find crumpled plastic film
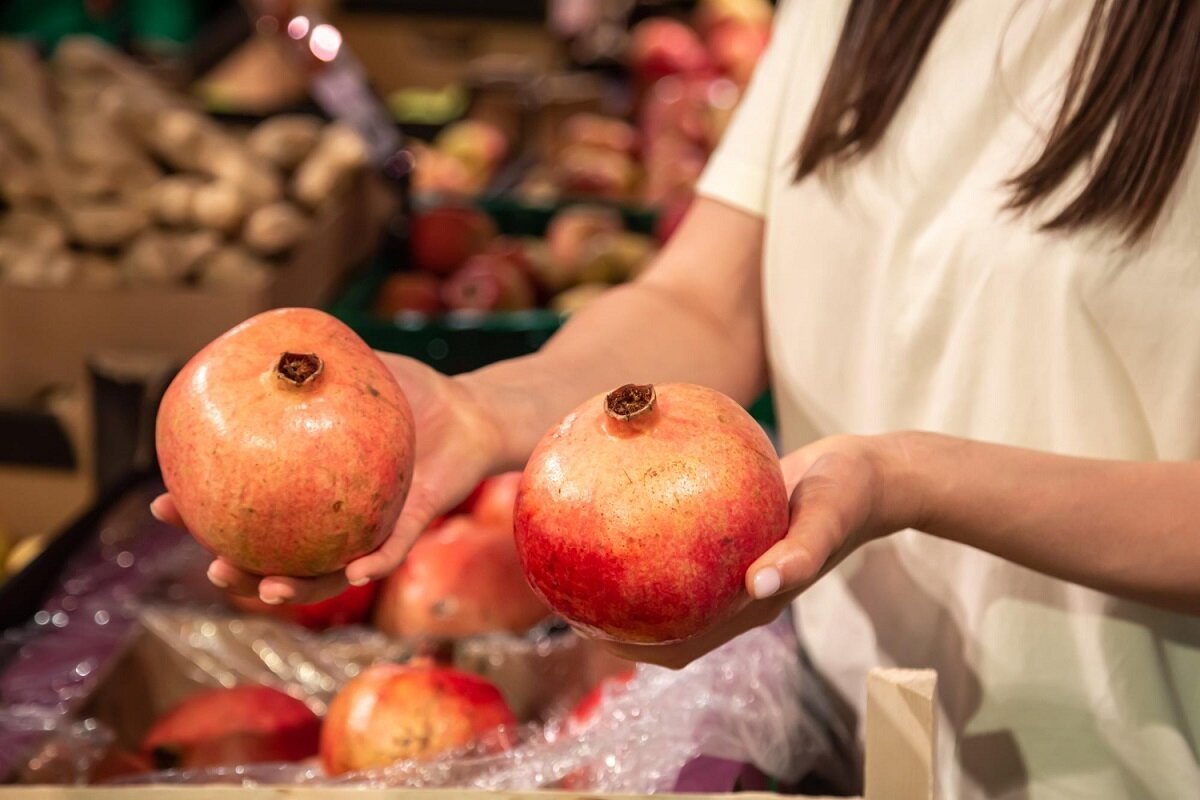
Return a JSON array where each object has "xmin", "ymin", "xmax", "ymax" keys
[{"xmin": 113, "ymin": 618, "xmax": 834, "ymax": 792}]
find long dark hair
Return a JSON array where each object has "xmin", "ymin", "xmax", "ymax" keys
[{"xmin": 795, "ymin": 0, "xmax": 1200, "ymax": 240}]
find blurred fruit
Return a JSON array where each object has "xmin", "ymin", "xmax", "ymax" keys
[
  {"xmin": 140, "ymin": 686, "xmax": 320, "ymax": 770},
  {"xmin": 545, "ymin": 206, "xmax": 624, "ymax": 285},
  {"xmin": 629, "ymin": 19, "xmax": 712, "ymax": 84},
  {"xmin": 435, "ymin": 120, "xmax": 509, "ymax": 182},
  {"xmin": 561, "ymin": 114, "xmax": 639, "ymax": 155},
  {"xmin": 410, "ymin": 206, "xmax": 497, "ymax": 275},
  {"xmin": 227, "ymin": 580, "xmax": 379, "ymax": 630},
  {"xmin": 375, "ymin": 273, "xmax": 443, "ymax": 317},
  {"xmin": 374, "ymin": 515, "xmax": 549, "ymax": 638},
  {"xmin": 470, "ymin": 472, "xmax": 523, "ymax": 530},
  {"xmin": 566, "ymin": 668, "xmax": 638, "ymax": 734},
  {"xmin": 412, "ymin": 146, "xmax": 482, "ymax": 197},
  {"xmin": 320, "ymin": 661, "xmax": 516, "ymax": 774},
  {"xmin": 550, "ymin": 283, "xmax": 610, "ymax": 316},
  {"xmin": 483, "ymin": 236, "xmax": 536, "ymax": 279},
  {"xmin": 578, "ymin": 232, "xmax": 658, "ymax": 284},
  {"xmin": 642, "ymin": 133, "xmax": 708, "ymax": 205},
  {"xmin": 389, "ymin": 86, "xmax": 469, "ymax": 125},
  {"xmin": 556, "ymin": 145, "xmax": 639, "ymax": 200},
  {"xmin": 441, "ymin": 253, "xmax": 536, "ymax": 312},
  {"xmin": 708, "ymin": 21, "xmax": 770, "ymax": 86},
  {"xmin": 694, "ymin": 0, "xmax": 772, "ymax": 36}
]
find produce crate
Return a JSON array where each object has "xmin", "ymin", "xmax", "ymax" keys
[
  {"xmin": 329, "ymin": 196, "xmax": 777, "ymax": 429},
  {"xmin": 1, "ymin": 666, "xmax": 938, "ymax": 798}
]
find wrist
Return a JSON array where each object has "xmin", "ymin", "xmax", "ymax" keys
[
  {"xmin": 869, "ymin": 431, "xmax": 935, "ymax": 534},
  {"xmin": 454, "ymin": 365, "xmax": 544, "ymax": 472}
]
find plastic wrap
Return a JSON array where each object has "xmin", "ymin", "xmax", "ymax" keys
[
  {"xmin": 0, "ymin": 478, "xmax": 844, "ymax": 791},
  {"xmin": 109, "ymin": 619, "xmax": 834, "ymax": 792}
]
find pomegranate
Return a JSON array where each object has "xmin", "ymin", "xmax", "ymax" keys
[
  {"xmin": 514, "ymin": 383, "xmax": 788, "ymax": 644},
  {"xmin": 470, "ymin": 472, "xmax": 523, "ymax": 529},
  {"xmin": 558, "ymin": 668, "xmax": 637, "ymax": 789},
  {"xmin": 628, "ymin": 18, "xmax": 712, "ymax": 84},
  {"xmin": 155, "ymin": 308, "xmax": 415, "ymax": 577},
  {"xmin": 139, "ymin": 686, "xmax": 320, "ymax": 770},
  {"xmin": 374, "ymin": 515, "xmax": 548, "ymax": 638},
  {"xmin": 410, "ymin": 205, "xmax": 496, "ymax": 275},
  {"xmin": 227, "ymin": 579, "xmax": 379, "ymax": 630},
  {"xmin": 374, "ymin": 272, "xmax": 443, "ymax": 317},
  {"xmin": 320, "ymin": 661, "xmax": 516, "ymax": 775}
]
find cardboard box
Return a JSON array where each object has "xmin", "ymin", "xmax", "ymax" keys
[{"xmin": 0, "ymin": 174, "xmax": 394, "ymax": 404}]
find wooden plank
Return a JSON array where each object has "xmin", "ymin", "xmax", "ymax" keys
[
  {"xmin": 0, "ymin": 790, "xmax": 837, "ymax": 799},
  {"xmin": 864, "ymin": 668, "xmax": 938, "ymax": 800}
]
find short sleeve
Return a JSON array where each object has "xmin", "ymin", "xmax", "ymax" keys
[{"xmin": 695, "ymin": 0, "xmax": 806, "ymax": 217}]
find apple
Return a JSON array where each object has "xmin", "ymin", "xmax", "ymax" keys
[
  {"xmin": 707, "ymin": 21, "xmax": 770, "ymax": 86},
  {"xmin": 556, "ymin": 144, "xmax": 638, "ymax": 200},
  {"xmin": 435, "ymin": 120, "xmax": 509, "ymax": 181},
  {"xmin": 694, "ymin": 0, "xmax": 772, "ymax": 36},
  {"xmin": 545, "ymin": 205, "xmax": 624, "ymax": 286},
  {"xmin": 628, "ymin": 18, "xmax": 712, "ymax": 85},
  {"xmin": 410, "ymin": 205, "xmax": 496, "ymax": 275},
  {"xmin": 441, "ymin": 253, "xmax": 536, "ymax": 312},
  {"xmin": 561, "ymin": 114, "xmax": 639, "ymax": 155},
  {"xmin": 374, "ymin": 272, "xmax": 443, "ymax": 317}
]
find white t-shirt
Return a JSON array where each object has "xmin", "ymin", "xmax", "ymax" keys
[{"xmin": 696, "ymin": 1, "xmax": 1200, "ymax": 798}]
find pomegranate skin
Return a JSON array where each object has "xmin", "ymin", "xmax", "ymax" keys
[
  {"xmin": 514, "ymin": 383, "xmax": 788, "ymax": 644},
  {"xmin": 155, "ymin": 308, "xmax": 415, "ymax": 577},
  {"xmin": 373, "ymin": 515, "xmax": 549, "ymax": 638},
  {"xmin": 320, "ymin": 662, "xmax": 516, "ymax": 775},
  {"xmin": 139, "ymin": 686, "xmax": 320, "ymax": 770},
  {"xmin": 227, "ymin": 579, "xmax": 379, "ymax": 630}
]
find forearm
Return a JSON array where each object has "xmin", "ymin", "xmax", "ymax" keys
[
  {"xmin": 459, "ymin": 199, "xmax": 768, "ymax": 470},
  {"xmin": 894, "ymin": 432, "xmax": 1200, "ymax": 613}
]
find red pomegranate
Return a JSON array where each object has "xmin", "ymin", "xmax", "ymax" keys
[
  {"xmin": 374, "ymin": 515, "xmax": 548, "ymax": 638},
  {"xmin": 140, "ymin": 686, "xmax": 320, "ymax": 770},
  {"xmin": 567, "ymin": 668, "xmax": 637, "ymax": 735},
  {"xmin": 514, "ymin": 383, "xmax": 788, "ymax": 644},
  {"xmin": 320, "ymin": 661, "xmax": 516, "ymax": 775},
  {"xmin": 155, "ymin": 308, "xmax": 415, "ymax": 577},
  {"xmin": 227, "ymin": 580, "xmax": 379, "ymax": 630},
  {"xmin": 470, "ymin": 472, "xmax": 522, "ymax": 529}
]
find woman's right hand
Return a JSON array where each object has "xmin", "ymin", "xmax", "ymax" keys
[{"xmin": 150, "ymin": 353, "xmax": 510, "ymax": 604}]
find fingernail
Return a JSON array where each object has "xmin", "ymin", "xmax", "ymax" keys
[
  {"xmin": 260, "ymin": 593, "xmax": 284, "ymax": 606},
  {"xmin": 149, "ymin": 499, "xmax": 165, "ymax": 522},
  {"xmin": 206, "ymin": 566, "xmax": 229, "ymax": 589},
  {"xmin": 348, "ymin": 576, "xmax": 369, "ymax": 587},
  {"xmin": 752, "ymin": 567, "xmax": 781, "ymax": 599}
]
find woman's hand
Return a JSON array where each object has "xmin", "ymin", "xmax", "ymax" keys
[
  {"xmin": 597, "ymin": 434, "xmax": 921, "ymax": 669},
  {"xmin": 150, "ymin": 353, "xmax": 510, "ymax": 605}
]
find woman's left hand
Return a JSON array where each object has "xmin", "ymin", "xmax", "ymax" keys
[{"xmin": 598, "ymin": 434, "xmax": 920, "ymax": 669}]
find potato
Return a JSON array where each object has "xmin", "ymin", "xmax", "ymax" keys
[
  {"xmin": 197, "ymin": 246, "xmax": 272, "ymax": 290},
  {"xmin": 73, "ymin": 253, "xmax": 123, "ymax": 289},
  {"xmin": 191, "ymin": 182, "xmax": 248, "ymax": 234},
  {"xmin": 146, "ymin": 176, "xmax": 201, "ymax": 227},
  {"xmin": 242, "ymin": 202, "xmax": 307, "ymax": 256},
  {"xmin": 291, "ymin": 124, "xmax": 369, "ymax": 209},
  {"xmin": 121, "ymin": 230, "xmax": 220, "ymax": 286},
  {"xmin": 247, "ymin": 115, "xmax": 323, "ymax": 172},
  {"xmin": 0, "ymin": 246, "xmax": 75, "ymax": 288},
  {"xmin": 65, "ymin": 203, "xmax": 149, "ymax": 249}
]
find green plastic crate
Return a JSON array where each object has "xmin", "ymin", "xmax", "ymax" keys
[{"xmin": 327, "ymin": 196, "xmax": 776, "ymax": 431}]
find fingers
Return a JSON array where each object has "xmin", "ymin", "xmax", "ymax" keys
[
  {"xmin": 206, "ymin": 559, "xmax": 261, "ymax": 597},
  {"xmin": 344, "ymin": 488, "xmax": 439, "ymax": 585},
  {"xmin": 149, "ymin": 494, "xmax": 185, "ymax": 528},
  {"xmin": 747, "ymin": 455, "xmax": 867, "ymax": 600},
  {"xmin": 258, "ymin": 573, "xmax": 349, "ymax": 605}
]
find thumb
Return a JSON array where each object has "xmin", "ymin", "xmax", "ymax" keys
[
  {"xmin": 745, "ymin": 467, "xmax": 856, "ymax": 600},
  {"xmin": 343, "ymin": 484, "xmax": 441, "ymax": 585}
]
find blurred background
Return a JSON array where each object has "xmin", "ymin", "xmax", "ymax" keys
[{"xmin": 0, "ymin": 0, "xmax": 776, "ymax": 560}]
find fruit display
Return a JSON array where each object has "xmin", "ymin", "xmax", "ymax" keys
[
  {"xmin": 516, "ymin": 0, "xmax": 771, "ymax": 209},
  {"xmin": 0, "ymin": 38, "xmax": 369, "ymax": 292},
  {"xmin": 374, "ymin": 203, "xmax": 658, "ymax": 319},
  {"xmin": 139, "ymin": 686, "xmax": 321, "ymax": 770},
  {"xmin": 155, "ymin": 308, "xmax": 417, "ymax": 577},
  {"xmin": 515, "ymin": 382, "xmax": 789, "ymax": 644},
  {"xmin": 411, "ymin": 119, "xmax": 510, "ymax": 199},
  {"xmin": 320, "ymin": 661, "xmax": 516, "ymax": 775}
]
